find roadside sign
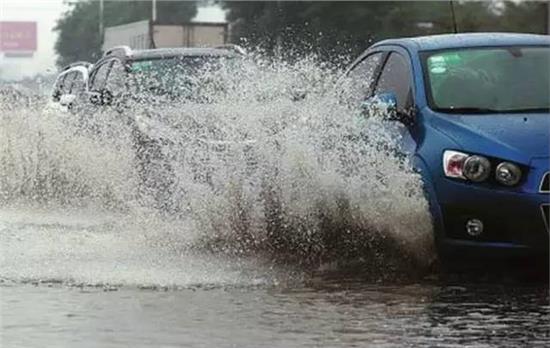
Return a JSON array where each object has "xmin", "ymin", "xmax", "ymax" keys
[{"xmin": 0, "ymin": 21, "xmax": 37, "ymax": 53}]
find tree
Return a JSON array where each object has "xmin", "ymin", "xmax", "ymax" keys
[
  {"xmin": 54, "ymin": 0, "xmax": 197, "ymax": 68},
  {"xmin": 486, "ymin": 1, "xmax": 548, "ymax": 34},
  {"xmin": 222, "ymin": 1, "xmax": 548, "ymax": 63}
]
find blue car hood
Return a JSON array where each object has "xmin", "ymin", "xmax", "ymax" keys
[{"xmin": 429, "ymin": 111, "xmax": 550, "ymax": 164}]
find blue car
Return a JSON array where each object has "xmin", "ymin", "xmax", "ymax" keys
[{"xmin": 344, "ymin": 33, "xmax": 549, "ymax": 263}]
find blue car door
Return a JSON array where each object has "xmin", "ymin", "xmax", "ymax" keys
[{"xmin": 371, "ymin": 47, "xmax": 418, "ymax": 158}]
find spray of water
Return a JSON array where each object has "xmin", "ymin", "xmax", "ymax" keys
[{"xmin": 0, "ymin": 53, "xmax": 434, "ymax": 287}]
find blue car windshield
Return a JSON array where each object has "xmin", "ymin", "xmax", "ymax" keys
[{"xmin": 423, "ymin": 46, "xmax": 550, "ymax": 114}]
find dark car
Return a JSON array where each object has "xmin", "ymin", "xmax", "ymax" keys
[
  {"xmin": 86, "ymin": 45, "xmax": 244, "ymax": 107},
  {"xmin": 82, "ymin": 45, "xmax": 245, "ymax": 207}
]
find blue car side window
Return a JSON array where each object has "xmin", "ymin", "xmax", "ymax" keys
[
  {"xmin": 374, "ymin": 52, "xmax": 417, "ymax": 158},
  {"xmin": 375, "ymin": 52, "xmax": 413, "ymax": 113},
  {"xmin": 347, "ymin": 52, "xmax": 384, "ymax": 103}
]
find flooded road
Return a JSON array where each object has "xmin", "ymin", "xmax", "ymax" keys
[
  {"xmin": 1, "ymin": 204, "xmax": 547, "ymax": 347},
  {"xmin": 2, "ymin": 278, "xmax": 549, "ymax": 347},
  {"xmin": 0, "ymin": 57, "xmax": 548, "ymax": 347}
]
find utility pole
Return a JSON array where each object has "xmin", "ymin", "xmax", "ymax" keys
[
  {"xmin": 152, "ymin": 0, "xmax": 157, "ymax": 22},
  {"xmin": 99, "ymin": 0, "xmax": 104, "ymax": 40},
  {"xmin": 449, "ymin": 0, "xmax": 458, "ymax": 34}
]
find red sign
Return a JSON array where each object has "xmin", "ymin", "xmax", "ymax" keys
[{"xmin": 0, "ymin": 21, "xmax": 37, "ymax": 52}]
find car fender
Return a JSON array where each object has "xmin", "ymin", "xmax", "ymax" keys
[
  {"xmin": 413, "ymin": 154, "xmax": 445, "ymax": 245},
  {"xmin": 413, "ymin": 118, "xmax": 461, "ymax": 242}
]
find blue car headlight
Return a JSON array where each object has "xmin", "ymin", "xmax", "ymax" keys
[
  {"xmin": 495, "ymin": 162, "xmax": 522, "ymax": 186},
  {"xmin": 443, "ymin": 150, "xmax": 491, "ymax": 181},
  {"xmin": 443, "ymin": 150, "xmax": 468, "ymax": 179},
  {"xmin": 463, "ymin": 155, "xmax": 491, "ymax": 182},
  {"xmin": 443, "ymin": 150, "xmax": 523, "ymax": 186},
  {"xmin": 443, "ymin": 150, "xmax": 491, "ymax": 182}
]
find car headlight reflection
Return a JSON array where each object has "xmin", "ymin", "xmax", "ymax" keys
[{"xmin": 495, "ymin": 162, "xmax": 522, "ymax": 186}]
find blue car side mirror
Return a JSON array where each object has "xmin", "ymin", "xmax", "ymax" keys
[
  {"xmin": 360, "ymin": 92, "xmax": 398, "ymax": 113},
  {"xmin": 361, "ymin": 92, "xmax": 414, "ymax": 126},
  {"xmin": 375, "ymin": 92, "xmax": 398, "ymax": 110}
]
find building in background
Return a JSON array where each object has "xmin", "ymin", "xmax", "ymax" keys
[{"xmin": 102, "ymin": 20, "xmax": 228, "ymax": 51}]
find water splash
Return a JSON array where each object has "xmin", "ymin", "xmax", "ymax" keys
[
  {"xmin": 0, "ymin": 54, "xmax": 434, "ymax": 287},
  {"xmin": 0, "ymin": 92, "xmax": 137, "ymax": 209}
]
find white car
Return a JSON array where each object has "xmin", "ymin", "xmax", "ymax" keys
[{"xmin": 50, "ymin": 61, "xmax": 93, "ymax": 110}]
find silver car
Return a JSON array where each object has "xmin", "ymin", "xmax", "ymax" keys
[{"xmin": 50, "ymin": 61, "xmax": 93, "ymax": 110}]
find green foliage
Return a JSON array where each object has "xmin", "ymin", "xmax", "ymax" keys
[
  {"xmin": 55, "ymin": 1, "xmax": 548, "ymax": 67},
  {"xmin": 222, "ymin": 1, "xmax": 548, "ymax": 62},
  {"xmin": 54, "ymin": 0, "xmax": 197, "ymax": 68}
]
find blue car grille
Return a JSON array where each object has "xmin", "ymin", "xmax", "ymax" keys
[{"xmin": 540, "ymin": 172, "xmax": 550, "ymax": 193}]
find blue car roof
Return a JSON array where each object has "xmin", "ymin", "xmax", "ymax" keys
[{"xmin": 373, "ymin": 32, "xmax": 550, "ymax": 52}]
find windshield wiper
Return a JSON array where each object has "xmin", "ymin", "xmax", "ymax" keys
[
  {"xmin": 436, "ymin": 107, "xmax": 550, "ymax": 114},
  {"xmin": 435, "ymin": 107, "xmax": 499, "ymax": 114},
  {"xmin": 498, "ymin": 107, "xmax": 550, "ymax": 114}
]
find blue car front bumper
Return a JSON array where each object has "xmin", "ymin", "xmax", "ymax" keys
[{"xmin": 433, "ymin": 178, "xmax": 549, "ymax": 259}]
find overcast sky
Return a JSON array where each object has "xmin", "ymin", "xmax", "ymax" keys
[{"xmin": 0, "ymin": 0, "xmax": 226, "ymax": 80}]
